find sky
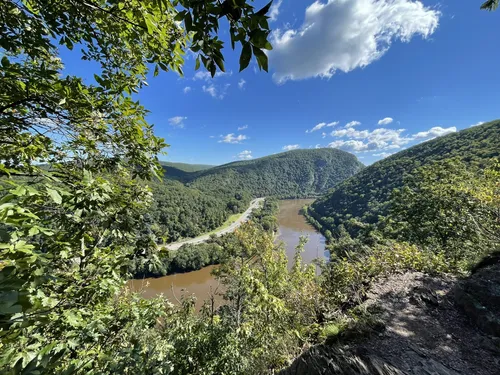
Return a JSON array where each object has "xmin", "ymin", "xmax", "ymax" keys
[{"xmin": 61, "ymin": 0, "xmax": 500, "ymax": 166}]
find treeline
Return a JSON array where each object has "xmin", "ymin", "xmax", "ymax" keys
[{"xmin": 130, "ymin": 197, "xmax": 280, "ymax": 278}]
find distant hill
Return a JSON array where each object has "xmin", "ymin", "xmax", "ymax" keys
[
  {"xmin": 309, "ymin": 120, "xmax": 500, "ymax": 235},
  {"xmin": 187, "ymin": 148, "xmax": 365, "ymax": 199},
  {"xmin": 160, "ymin": 161, "xmax": 215, "ymax": 181}
]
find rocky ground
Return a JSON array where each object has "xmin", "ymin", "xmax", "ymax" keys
[{"xmin": 279, "ymin": 260, "xmax": 500, "ymax": 375}]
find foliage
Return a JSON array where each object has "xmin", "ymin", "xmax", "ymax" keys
[
  {"xmin": 386, "ymin": 158, "xmax": 500, "ymax": 267},
  {"xmin": 309, "ymin": 121, "xmax": 500, "ymax": 239},
  {"xmin": 0, "ymin": 0, "xmax": 272, "ymax": 372},
  {"xmin": 189, "ymin": 148, "xmax": 364, "ymax": 199},
  {"xmin": 321, "ymin": 240, "xmax": 453, "ymax": 310}
]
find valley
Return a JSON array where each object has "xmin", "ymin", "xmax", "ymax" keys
[{"xmin": 129, "ymin": 199, "xmax": 327, "ymax": 309}]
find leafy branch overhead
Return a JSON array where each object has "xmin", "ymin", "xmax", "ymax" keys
[{"xmin": 175, "ymin": 0, "xmax": 274, "ymax": 75}]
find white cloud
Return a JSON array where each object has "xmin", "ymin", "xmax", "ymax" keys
[
  {"xmin": 237, "ymin": 150, "xmax": 253, "ymax": 160},
  {"xmin": 470, "ymin": 121, "xmax": 485, "ymax": 128},
  {"xmin": 412, "ymin": 126, "xmax": 456, "ymax": 139},
  {"xmin": 282, "ymin": 144, "xmax": 300, "ymax": 151},
  {"xmin": 168, "ymin": 116, "xmax": 187, "ymax": 128},
  {"xmin": 306, "ymin": 121, "xmax": 338, "ymax": 133},
  {"xmin": 373, "ymin": 152, "xmax": 395, "ymax": 158},
  {"xmin": 321, "ymin": 132, "xmax": 327, "ymax": 138},
  {"xmin": 219, "ymin": 133, "xmax": 248, "ymax": 144},
  {"xmin": 329, "ymin": 123, "xmax": 458, "ymax": 153},
  {"xmin": 238, "ymin": 79, "xmax": 246, "ymax": 89},
  {"xmin": 329, "ymin": 127, "xmax": 411, "ymax": 152},
  {"xmin": 238, "ymin": 125, "xmax": 248, "ymax": 131},
  {"xmin": 345, "ymin": 121, "xmax": 361, "ymax": 128},
  {"xmin": 183, "ymin": 86, "xmax": 192, "ymax": 94},
  {"xmin": 193, "ymin": 70, "xmax": 232, "ymax": 81},
  {"xmin": 377, "ymin": 117, "xmax": 393, "ymax": 126},
  {"xmin": 202, "ymin": 84, "xmax": 230, "ymax": 99},
  {"xmin": 269, "ymin": 0, "xmax": 440, "ymax": 83},
  {"xmin": 269, "ymin": 0, "xmax": 283, "ymax": 22},
  {"xmin": 209, "ymin": 135, "xmax": 216, "ymax": 138}
]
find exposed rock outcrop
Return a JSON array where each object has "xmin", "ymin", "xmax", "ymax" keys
[{"xmin": 280, "ymin": 271, "xmax": 500, "ymax": 375}]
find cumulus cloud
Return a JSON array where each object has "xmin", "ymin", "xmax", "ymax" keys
[
  {"xmin": 269, "ymin": 0, "xmax": 283, "ymax": 22},
  {"xmin": 470, "ymin": 121, "xmax": 485, "ymax": 128},
  {"xmin": 219, "ymin": 133, "xmax": 247, "ymax": 144},
  {"xmin": 378, "ymin": 117, "xmax": 393, "ymax": 125},
  {"xmin": 168, "ymin": 116, "xmax": 187, "ymax": 128},
  {"xmin": 283, "ymin": 144, "xmax": 300, "ymax": 151},
  {"xmin": 203, "ymin": 84, "xmax": 230, "ymax": 99},
  {"xmin": 373, "ymin": 152, "xmax": 395, "ymax": 158},
  {"xmin": 183, "ymin": 86, "xmax": 192, "ymax": 94},
  {"xmin": 237, "ymin": 150, "xmax": 253, "ymax": 160},
  {"xmin": 345, "ymin": 121, "xmax": 361, "ymax": 128},
  {"xmin": 306, "ymin": 121, "xmax": 339, "ymax": 133},
  {"xmin": 238, "ymin": 79, "xmax": 246, "ymax": 89},
  {"xmin": 269, "ymin": 0, "xmax": 440, "ymax": 83},
  {"xmin": 412, "ymin": 126, "xmax": 456, "ymax": 139},
  {"xmin": 328, "ymin": 122, "xmax": 458, "ymax": 154},
  {"xmin": 329, "ymin": 127, "xmax": 411, "ymax": 152},
  {"xmin": 238, "ymin": 125, "xmax": 248, "ymax": 131}
]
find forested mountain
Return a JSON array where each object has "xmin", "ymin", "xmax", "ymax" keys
[
  {"xmin": 188, "ymin": 148, "xmax": 364, "ymax": 198},
  {"xmin": 160, "ymin": 161, "xmax": 215, "ymax": 182},
  {"xmin": 309, "ymin": 121, "xmax": 500, "ymax": 236},
  {"xmin": 148, "ymin": 149, "xmax": 361, "ymax": 242}
]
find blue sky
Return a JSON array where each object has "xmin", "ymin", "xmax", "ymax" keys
[{"xmin": 62, "ymin": 0, "xmax": 500, "ymax": 166}]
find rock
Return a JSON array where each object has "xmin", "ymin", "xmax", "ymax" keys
[
  {"xmin": 454, "ymin": 262, "xmax": 500, "ymax": 338},
  {"xmin": 278, "ymin": 345, "xmax": 407, "ymax": 375},
  {"xmin": 409, "ymin": 287, "xmax": 439, "ymax": 308}
]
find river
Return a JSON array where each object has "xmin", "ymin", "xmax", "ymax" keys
[{"xmin": 128, "ymin": 199, "xmax": 327, "ymax": 309}]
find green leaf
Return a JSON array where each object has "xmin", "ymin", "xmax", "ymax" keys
[
  {"xmin": 195, "ymin": 56, "xmax": 201, "ymax": 70},
  {"xmin": 47, "ymin": 188, "xmax": 62, "ymax": 204},
  {"xmin": 252, "ymin": 46, "xmax": 268, "ymax": 72},
  {"xmin": 256, "ymin": 1, "xmax": 273, "ymax": 16},
  {"xmin": 239, "ymin": 43, "xmax": 252, "ymax": 72}
]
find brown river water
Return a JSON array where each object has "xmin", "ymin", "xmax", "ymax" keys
[{"xmin": 128, "ymin": 199, "xmax": 327, "ymax": 309}]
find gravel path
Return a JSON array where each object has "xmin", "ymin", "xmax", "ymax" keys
[{"xmin": 164, "ymin": 198, "xmax": 264, "ymax": 251}]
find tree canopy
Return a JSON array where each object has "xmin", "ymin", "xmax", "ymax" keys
[{"xmin": 0, "ymin": 0, "xmax": 272, "ymax": 372}]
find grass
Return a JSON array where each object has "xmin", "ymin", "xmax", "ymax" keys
[{"xmin": 204, "ymin": 213, "xmax": 242, "ymax": 236}]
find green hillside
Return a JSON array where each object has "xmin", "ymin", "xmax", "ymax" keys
[
  {"xmin": 188, "ymin": 148, "xmax": 365, "ymax": 198},
  {"xmin": 309, "ymin": 120, "xmax": 500, "ymax": 236},
  {"xmin": 160, "ymin": 161, "xmax": 215, "ymax": 181}
]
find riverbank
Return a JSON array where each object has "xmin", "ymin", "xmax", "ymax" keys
[{"xmin": 128, "ymin": 199, "xmax": 327, "ymax": 307}]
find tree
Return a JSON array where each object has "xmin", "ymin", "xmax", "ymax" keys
[
  {"xmin": 481, "ymin": 0, "xmax": 499, "ymax": 11},
  {"xmin": 0, "ymin": 0, "xmax": 272, "ymax": 373}
]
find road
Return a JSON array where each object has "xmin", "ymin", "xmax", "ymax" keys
[{"xmin": 164, "ymin": 198, "xmax": 265, "ymax": 251}]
